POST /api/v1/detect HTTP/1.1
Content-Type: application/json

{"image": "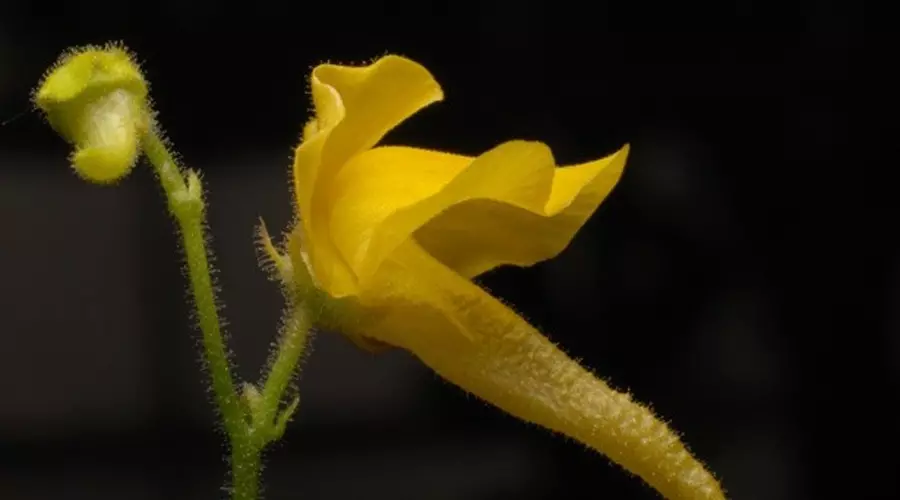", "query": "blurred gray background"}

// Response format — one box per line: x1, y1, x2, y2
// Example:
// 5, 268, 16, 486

1, 2, 896, 499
